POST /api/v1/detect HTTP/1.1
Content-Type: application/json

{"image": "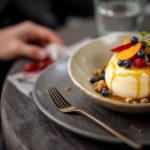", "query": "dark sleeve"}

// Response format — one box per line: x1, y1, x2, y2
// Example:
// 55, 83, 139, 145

14, 0, 59, 28
51, 0, 94, 24
0, 0, 10, 13
14, 0, 94, 27
52, 0, 94, 16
